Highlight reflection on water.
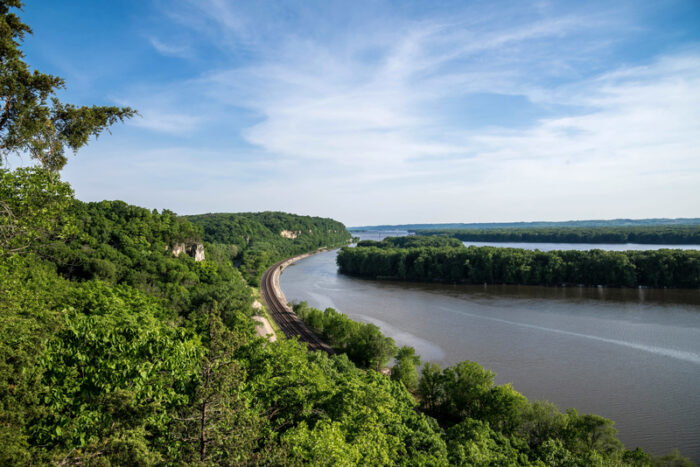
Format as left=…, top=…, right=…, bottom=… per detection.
left=280, top=246, right=700, bottom=461
left=381, top=280, right=700, bottom=306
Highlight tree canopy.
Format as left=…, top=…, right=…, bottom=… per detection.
left=337, top=237, right=700, bottom=288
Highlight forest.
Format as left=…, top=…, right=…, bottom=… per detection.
left=416, top=225, right=700, bottom=245
left=186, top=212, right=351, bottom=285
left=7, top=170, right=695, bottom=465
left=0, top=2, right=695, bottom=464
left=337, top=237, right=700, bottom=288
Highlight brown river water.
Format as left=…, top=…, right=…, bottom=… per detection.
left=280, top=234, right=700, bottom=460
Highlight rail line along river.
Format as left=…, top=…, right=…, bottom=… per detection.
left=280, top=233, right=700, bottom=461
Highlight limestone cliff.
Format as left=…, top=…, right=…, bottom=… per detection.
left=169, top=242, right=205, bottom=261
left=280, top=229, right=301, bottom=239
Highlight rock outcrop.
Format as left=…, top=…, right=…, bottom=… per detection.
left=280, top=230, right=301, bottom=239
left=171, top=243, right=187, bottom=257
left=170, top=242, right=205, bottom=261
left=187, top=243, right=205, bottom=262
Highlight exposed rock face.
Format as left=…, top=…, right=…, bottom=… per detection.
left=187, top=243, right=205, bottom=262
left=280, top=230, right=301, bottom=239
left=171, top=243, right=187, bottom=257
left=171, top=242, right=205, bottom=262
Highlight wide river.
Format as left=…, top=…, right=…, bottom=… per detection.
left=280, top=234, right=700, bottom=461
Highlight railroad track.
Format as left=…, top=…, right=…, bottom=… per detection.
left=260, top=257, right=335, bottom=355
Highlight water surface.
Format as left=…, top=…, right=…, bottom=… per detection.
left=280, top=246, right=700, bottom=461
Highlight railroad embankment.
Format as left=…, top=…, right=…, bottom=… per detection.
left=259, top=248, right=334, bottom=354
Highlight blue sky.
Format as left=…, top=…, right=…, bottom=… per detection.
left=17, top=0, right=700, bottom=226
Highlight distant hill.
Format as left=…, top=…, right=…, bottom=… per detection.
left=349, top=218, right=700, bottom=231
left=186, top=211, right=351, bottom=285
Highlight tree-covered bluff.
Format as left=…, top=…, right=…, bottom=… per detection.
left=187, top=212, right=351, bottom=285
left=337, top=237, right=700, bottom=288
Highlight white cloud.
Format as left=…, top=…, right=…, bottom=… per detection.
left=128, top=108, right=202, bottom=135
left=149, top=37, right=192, bottom=58
left=61, top=1, right=700, bottom=225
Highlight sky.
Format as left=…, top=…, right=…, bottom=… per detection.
left=16, top=0, right=700, bottom=226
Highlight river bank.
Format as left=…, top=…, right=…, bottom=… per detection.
left=280, top=247, right=700, bottom=461
left=259, top=248, right=334, bottom=353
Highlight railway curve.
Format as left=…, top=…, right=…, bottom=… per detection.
left=259, top=252, right=335, bottom=355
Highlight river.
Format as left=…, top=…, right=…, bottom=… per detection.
left=280, top=234, right=700, bottom=461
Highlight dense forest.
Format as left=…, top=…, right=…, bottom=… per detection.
left=2, top=167, right=695, bottom=465
left=337, top=237, right=700, bottom=288
left=187, top=212, right=351, bottom=285
left=0, top=3, right=695, bottom=464
left=416, top=225, right=700, bottom=245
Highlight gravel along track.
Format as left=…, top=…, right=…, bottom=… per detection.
left=260, top=256, right=334, bottom=355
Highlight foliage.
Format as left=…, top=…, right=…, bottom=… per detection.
left=337, top=237, right=700, bottom=288
left=32, top=282, right=203, bottom=464
left=417, top=225, right=700, bottom=245
left=187, top=211, right=351, bottom=285
left=172, top=304, right=264, bottom=465
left=358, top=235, right=463, bottom=249
left=294, top=302, right=397, bottom=370
left=0, top=166, right=74, bottom=254
left=416, top=361, right=673, bottom=466
left=390, top=346, right=422, bottom=391
left=0, top=1, right=135, bottom=171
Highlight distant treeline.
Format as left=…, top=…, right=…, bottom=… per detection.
left=337, top=238, right=700, bottom=288
left=357, top=235, right=464, bottom=249
left=187, top=212, right=351, bottom=285
left=350, top=218, right=700, bottom=232
left=417, top=225, right=700, bottom=245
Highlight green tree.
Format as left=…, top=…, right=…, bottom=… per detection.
left=0, top=166, right=74, bottom=254
left=417, top=363, right=444, bottom=415
left=442, top=360, right=495, bottom=421
left=174, top=303, right=263, bottom=465
left=563, top=409, right=622, bottom=457
left=445, top=419, right=522, bottom=467
left=390, top=346, right=421, bottom=391
left=518, top=401, right=568, bottom=450
left=32, top=282, right=202, bottom=464
left=0, top=0, right=135, bottom=171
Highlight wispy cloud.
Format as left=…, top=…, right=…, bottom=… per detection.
left=149, top=37, right=192, bottom=58
left=129, top=109, right=203, bottom=135
left=57, top=0, right=700, bottom=224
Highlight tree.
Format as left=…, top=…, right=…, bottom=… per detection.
left=390, top=346, right=421, bottom=391
left=518, top=401, right=568, bottom=450
left=417, top=363, right=444, bottom=415
left=563, top=409, right=622, bottom=457
left=0, top=167, right=74, bottom=254
left=0, top=1, right=135, bottom=171
left=442, top=361, right=495, bottom=421
left=174, top=303, right=263, bottom=465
